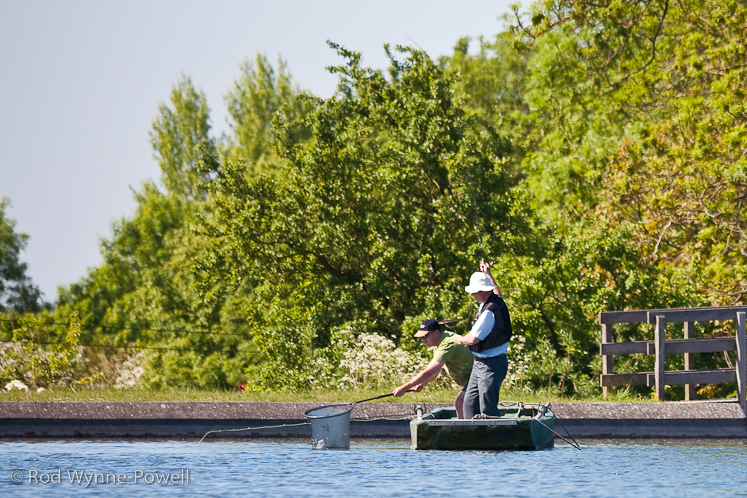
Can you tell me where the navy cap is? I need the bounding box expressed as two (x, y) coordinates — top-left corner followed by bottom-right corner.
(414, 319), (441, 338)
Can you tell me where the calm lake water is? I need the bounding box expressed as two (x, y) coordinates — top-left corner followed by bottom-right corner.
(1, 440), (746, 497)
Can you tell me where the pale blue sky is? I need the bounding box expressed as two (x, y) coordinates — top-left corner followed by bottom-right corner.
(0, 0), (514, 300)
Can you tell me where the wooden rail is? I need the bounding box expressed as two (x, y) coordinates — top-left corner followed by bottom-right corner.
(599, 306), (747, 414)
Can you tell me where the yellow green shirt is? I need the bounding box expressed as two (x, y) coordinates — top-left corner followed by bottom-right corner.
(432, 330), (474, 387)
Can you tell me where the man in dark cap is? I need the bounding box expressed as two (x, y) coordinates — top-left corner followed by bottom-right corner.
(393, 319), (474, 418)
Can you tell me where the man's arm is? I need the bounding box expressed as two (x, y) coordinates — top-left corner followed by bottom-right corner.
(480, 259), (502, 297)
(458, 308), (495, 346)
(393, 360), (445, 396)
(458, 334), (480, 346)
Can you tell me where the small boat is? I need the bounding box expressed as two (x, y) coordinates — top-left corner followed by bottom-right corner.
(410, 403), (555, 451)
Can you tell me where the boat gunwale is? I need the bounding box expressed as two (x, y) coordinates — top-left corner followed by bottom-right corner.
(426, 419), (519, 426)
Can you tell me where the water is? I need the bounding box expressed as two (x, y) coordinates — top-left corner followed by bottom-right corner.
(1, 440), (747, 497)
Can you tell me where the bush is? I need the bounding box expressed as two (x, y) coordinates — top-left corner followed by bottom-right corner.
(0, 313), (103, 390)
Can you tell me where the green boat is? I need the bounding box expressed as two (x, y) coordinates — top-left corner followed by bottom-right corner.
(410, 403), (555, 451)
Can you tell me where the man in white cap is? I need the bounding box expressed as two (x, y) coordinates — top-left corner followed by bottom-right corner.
(458, 260), (512, 418)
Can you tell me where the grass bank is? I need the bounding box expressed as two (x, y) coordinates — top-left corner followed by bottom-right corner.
(0, 386), (654, 404)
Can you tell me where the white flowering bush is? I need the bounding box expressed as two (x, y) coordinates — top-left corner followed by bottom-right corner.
(4, 380), (29, 391)
(0, 313), (104, 390)
(504, 335), (530, 389)
(114, 351), (146, 388)
(0, 343), (14, 381)
(277, 329), (429, 391)
(337, 333), (429, 389)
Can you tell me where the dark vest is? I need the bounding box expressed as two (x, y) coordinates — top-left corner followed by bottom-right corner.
(468, 294), (512, 353)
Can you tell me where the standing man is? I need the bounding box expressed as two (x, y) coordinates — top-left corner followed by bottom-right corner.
(458, 260), (512, 418)
(392, 319), (474, 419)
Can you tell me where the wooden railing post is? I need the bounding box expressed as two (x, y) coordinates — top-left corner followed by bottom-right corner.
(736, 312), (746, 416)
(684, 322), (695, 401)
(655, 315), (666, 401)
(602, 323), (614, 398)
(601, 306), (747, 398)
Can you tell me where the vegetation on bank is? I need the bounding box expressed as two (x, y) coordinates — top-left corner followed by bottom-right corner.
(2, 0), (747, 400)
(0, 385), (654, 404)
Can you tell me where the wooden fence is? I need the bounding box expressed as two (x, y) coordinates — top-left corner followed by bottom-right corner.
(599, 306), (747, 413)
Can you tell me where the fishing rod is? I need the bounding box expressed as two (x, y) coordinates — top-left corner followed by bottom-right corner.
(468, 171), (486, 261)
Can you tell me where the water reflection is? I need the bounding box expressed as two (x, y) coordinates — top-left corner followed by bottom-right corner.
(1, 441), (746, 497)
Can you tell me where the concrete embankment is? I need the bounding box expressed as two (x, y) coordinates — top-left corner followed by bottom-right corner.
(0, 400), (745, 440)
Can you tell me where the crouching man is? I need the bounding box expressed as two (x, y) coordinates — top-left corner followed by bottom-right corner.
(392, 319), (474, 418)
(458, 260), (512, 418)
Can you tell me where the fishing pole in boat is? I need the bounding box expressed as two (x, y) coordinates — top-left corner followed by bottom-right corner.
(524, 403), (581, 450)
(533, 416), (582, 450)
(550, 414), (582, 450)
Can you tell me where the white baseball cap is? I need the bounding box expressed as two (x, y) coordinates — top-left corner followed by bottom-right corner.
(464, 272), (498, 294)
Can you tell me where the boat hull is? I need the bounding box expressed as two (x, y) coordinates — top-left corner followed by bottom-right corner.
(410, 406), (555, 451)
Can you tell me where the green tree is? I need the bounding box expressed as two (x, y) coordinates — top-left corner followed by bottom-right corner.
(480, 0), (747, 396)
(55, 76), (261, 389)
(508, 0), (747, 304)
(439, 34), (531, 157)
(0, 197), (43, 314)
(199, 44), (520, 389)
(223, 54), (312, 174)
(150, 75), (215, 201)
(430, 12), (715, 396)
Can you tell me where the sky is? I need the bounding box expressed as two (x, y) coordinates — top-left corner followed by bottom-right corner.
(0, 0), (515, 301)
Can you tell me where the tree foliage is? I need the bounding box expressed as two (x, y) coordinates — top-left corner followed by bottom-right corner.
(223, 54), (312, 173)
(0, 312), (103, 389)
(52, 76), (264, 389)
(508, 0), (747, 304)
(493, 0), (747, 396)
(150, 76), (214, 201)
(199, 45), (520, 388)
(9, 1), (747, 398)
(0, 198), (43, 314)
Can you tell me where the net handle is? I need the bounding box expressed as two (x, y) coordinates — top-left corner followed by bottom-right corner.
(353, 390), (414, 404)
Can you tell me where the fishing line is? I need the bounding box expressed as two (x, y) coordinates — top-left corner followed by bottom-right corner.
(0, 318), (245, 337)
(195, 391), (414, 444)
(0, 340), (216, 353)
(194, 415), (416, 445)
(406, 36), (425, 52)
(195, 422), (311, 444)
(350, 415), (413, 422)
(467, 171), (486, 261)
